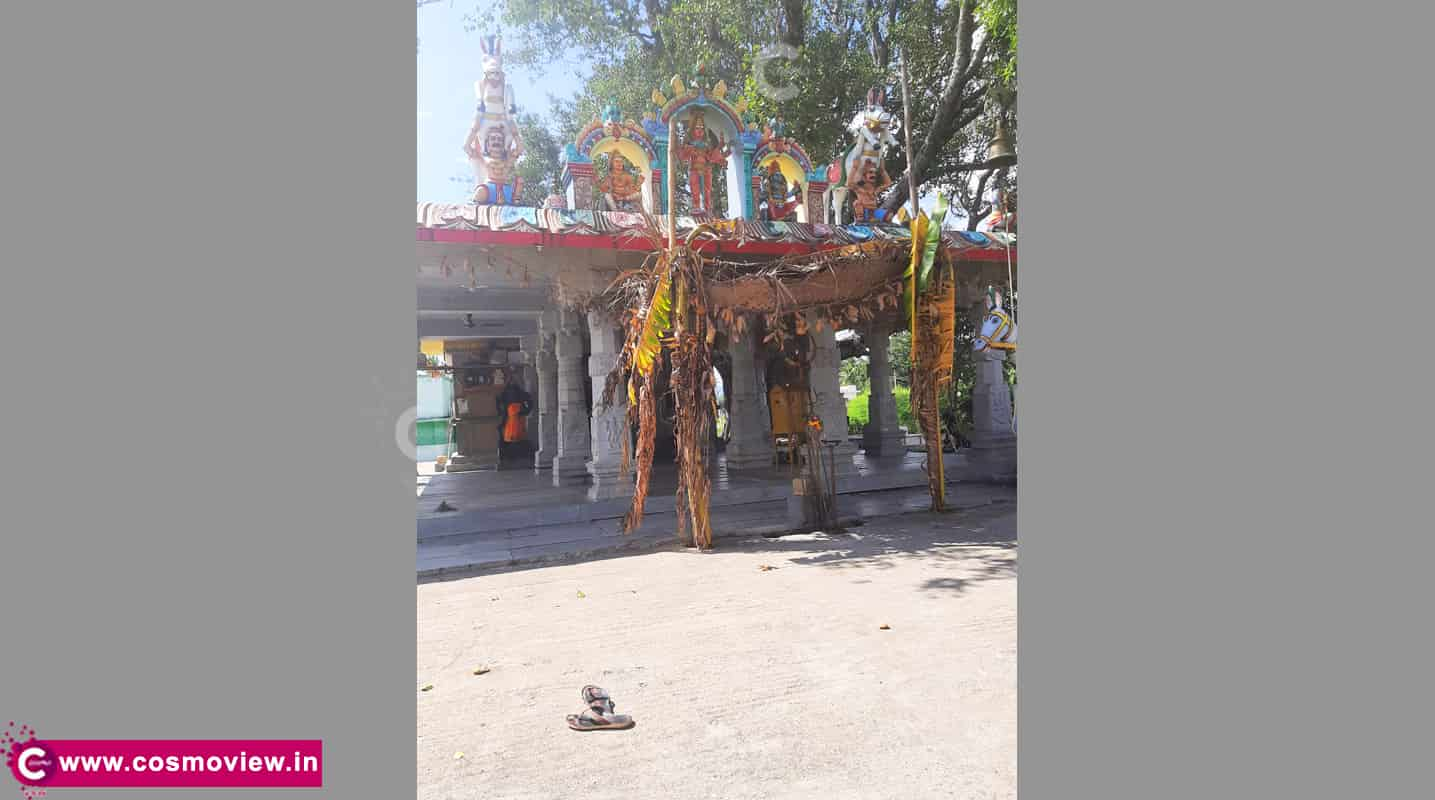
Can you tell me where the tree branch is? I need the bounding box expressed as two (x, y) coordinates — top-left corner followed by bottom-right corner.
(868, 0), (902, 69)
(882, 0), (982, 213)
(965, 168), (995, 230)
(640, 0), (666, 54)
(963, 27), (993, 84)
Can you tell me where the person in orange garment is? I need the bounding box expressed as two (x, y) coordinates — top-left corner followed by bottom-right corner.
(495, 371), (532, 465)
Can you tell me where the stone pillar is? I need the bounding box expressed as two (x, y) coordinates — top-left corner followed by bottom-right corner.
(968, 348), (1017, 482)
(551, 308), (591, 485)
(532, 313), (559, 470)
(724, 326), (775, 470)
(862, 329), (907, 457)
(805, 313), (858, 475)
(584, 311), (633, 500)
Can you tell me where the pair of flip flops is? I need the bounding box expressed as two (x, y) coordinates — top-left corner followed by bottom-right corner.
(566, 685), (634, 731)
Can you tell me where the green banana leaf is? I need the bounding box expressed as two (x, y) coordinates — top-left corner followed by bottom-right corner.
(916, 193), (949, 293)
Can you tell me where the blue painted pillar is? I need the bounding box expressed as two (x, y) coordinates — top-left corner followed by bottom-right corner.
(738, 142), (757, 219)
(654, 140), (669, 214)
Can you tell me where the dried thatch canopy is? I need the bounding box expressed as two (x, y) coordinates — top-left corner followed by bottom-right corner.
(594, 237), (911, 332)
(704, 241), (907, 315)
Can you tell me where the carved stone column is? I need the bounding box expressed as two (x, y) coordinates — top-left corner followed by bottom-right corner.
(968, 348), (1017, 483)
(862, 328), (907, 457)
(724, 326), (775, 470)
(532, 312), (559, 471)
(585, 311), (633, 500)
(805, 313), (858, 474)
(551, 308), (591, 485)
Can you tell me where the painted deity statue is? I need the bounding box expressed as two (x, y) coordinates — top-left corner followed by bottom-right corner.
(850, 161), (894, 223)
(758, 116), (792, 155)
(463, 35), (525, 204)
(471, 126), (523, 205)
(984, 187), (1016, 233)
(674, 109), (731, 215)
(598, 154), (644, 211)
(974, 287), (1017, 353)
(843, 87), (900, 194)
(759, 161), (800, 221)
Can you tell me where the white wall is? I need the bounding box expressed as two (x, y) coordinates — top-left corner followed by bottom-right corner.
(418, 373), (452, 420)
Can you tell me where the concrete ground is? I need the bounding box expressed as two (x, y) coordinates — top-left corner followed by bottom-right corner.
(417, 498), (1016, 800)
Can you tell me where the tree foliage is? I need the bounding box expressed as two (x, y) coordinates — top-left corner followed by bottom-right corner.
(839, 355), (870, 394)
(514, 112), (563, 205)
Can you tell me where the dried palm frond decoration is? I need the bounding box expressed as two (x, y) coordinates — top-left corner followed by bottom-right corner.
(906, 195), (955, 511)
(599, 225), (719, 547)
(588, 205), (965, 545)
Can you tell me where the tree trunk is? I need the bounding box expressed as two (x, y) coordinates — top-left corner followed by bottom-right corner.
(781, 0), (807, 48)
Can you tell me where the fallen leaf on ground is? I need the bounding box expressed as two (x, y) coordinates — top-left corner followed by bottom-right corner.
(879, 624), (891, 630)
(576, 590), (586, 598)
(454, 752), (464, 760)
(420, 684), (434, 691)
(472, 667), (490, 675)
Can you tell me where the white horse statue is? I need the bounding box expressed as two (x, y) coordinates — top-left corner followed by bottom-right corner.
(842, 87), (901, 192)
(463, 35), (523, 192)
(974, 287), (1017, 353)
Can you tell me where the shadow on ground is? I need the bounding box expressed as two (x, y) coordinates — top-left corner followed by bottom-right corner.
(418, 490), (1016, 588)
(719, 503), (1016, 596)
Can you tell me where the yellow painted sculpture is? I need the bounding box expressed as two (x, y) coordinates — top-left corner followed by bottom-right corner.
(597, 154), (644, 212)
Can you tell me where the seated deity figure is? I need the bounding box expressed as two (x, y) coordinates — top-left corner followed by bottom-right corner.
(759, 161), (800, 221)
(469, 127), (523, 206)
(597, 154), (644, 212)
(850, 161), (893, 223)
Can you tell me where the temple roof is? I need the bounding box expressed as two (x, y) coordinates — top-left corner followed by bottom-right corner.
(417, 203), (1016, 263)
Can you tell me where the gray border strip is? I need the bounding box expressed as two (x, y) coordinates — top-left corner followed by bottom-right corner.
(0, 2), (416, 797)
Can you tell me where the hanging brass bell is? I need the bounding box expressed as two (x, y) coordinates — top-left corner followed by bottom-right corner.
(986, 119), (1017, 168)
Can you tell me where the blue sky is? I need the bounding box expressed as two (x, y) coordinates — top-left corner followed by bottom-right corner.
(417, 3), (591, 202)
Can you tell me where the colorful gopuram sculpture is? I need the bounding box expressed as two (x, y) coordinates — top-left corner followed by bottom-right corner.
(597, 153), (645, 211)
(752, 117), (814, 221)
(674, 108), (732, 215)
(826, 87), (902, 223)
(547, 62), (847, 221)
(849, 160), (894, 223)
(562, 97), (659, 212)
(463, 35), (525, 205)
(648, 63), (758, 219)
(758, 160), (801, 221)
(843, 87), (901, 185)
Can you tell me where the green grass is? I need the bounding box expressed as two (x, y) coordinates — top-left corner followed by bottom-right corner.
(847, 386), (914, 433)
